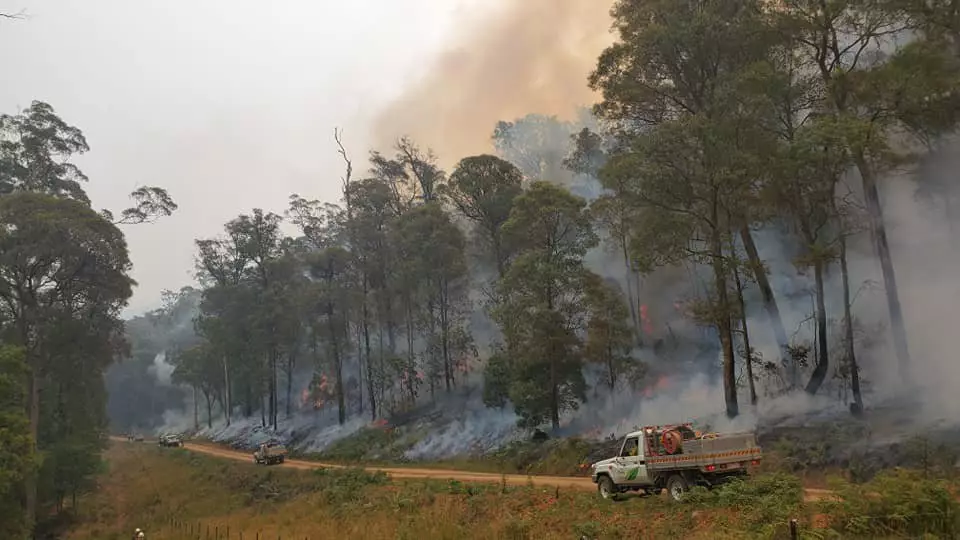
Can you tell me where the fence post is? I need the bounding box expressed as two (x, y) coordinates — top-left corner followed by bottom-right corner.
(789, 518), (798, 540)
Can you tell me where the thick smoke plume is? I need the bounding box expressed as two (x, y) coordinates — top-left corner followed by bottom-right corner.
(370, 0), (615, 163)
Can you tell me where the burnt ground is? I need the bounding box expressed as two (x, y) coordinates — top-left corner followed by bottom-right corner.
(756, 398), (960, 482)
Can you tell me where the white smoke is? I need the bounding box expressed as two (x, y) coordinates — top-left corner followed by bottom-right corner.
(147, 351), (175, 386)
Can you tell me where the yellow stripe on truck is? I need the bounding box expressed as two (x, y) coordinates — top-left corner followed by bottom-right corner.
(647, 449), (761, 464)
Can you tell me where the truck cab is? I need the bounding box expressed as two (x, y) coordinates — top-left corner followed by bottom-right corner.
(591, 431), (659, 498)
(591, 423), (761, 501)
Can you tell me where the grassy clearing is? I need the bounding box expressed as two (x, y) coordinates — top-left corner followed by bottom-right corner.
(65, 442), (960, 540)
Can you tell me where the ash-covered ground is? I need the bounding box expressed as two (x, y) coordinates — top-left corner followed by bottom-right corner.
(170, 376), (960, 482)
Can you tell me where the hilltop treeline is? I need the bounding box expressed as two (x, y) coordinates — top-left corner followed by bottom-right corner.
(154, 0), (960, 438)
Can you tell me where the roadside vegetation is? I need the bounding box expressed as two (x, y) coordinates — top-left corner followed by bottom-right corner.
(63, 442), (960, 540)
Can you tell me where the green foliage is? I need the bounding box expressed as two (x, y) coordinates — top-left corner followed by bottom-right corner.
(685, 473), (804, 537)
(442, 154), (523, 274)
(821, 470), (960, 538)
(0, 100), (174, 535)
(0, 346), (33, 539)
(582, 274), (640, 390)
(489, 182), (600, 429)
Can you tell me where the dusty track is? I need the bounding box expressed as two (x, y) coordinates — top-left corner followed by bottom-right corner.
(110, 436), (833, 501)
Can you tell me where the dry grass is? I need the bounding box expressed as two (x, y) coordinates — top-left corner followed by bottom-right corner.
(63, 443), (723, 539)
(65, 441), (960, 540)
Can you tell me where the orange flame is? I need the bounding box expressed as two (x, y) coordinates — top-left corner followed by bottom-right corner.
(639, 304), (654, 334)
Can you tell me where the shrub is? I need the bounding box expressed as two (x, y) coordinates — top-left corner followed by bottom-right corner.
(820, 469), (960, 538)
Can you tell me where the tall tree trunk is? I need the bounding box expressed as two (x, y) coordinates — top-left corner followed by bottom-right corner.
(222, 356), (231, 427)
(260, 393), (266, 428)
(405, 301), (416, 406)
(193, 385), (199, 431)
(25, 367), (39, 534)
(840, 236), (864, 415)
(329, 308), (346, 426)
(805, 258), (830, 395)
(739, 227), (792, 384)
(285, 351), (294, 419)
(205, 389), (213, 429)
(545, 287), (561, 431)
(356, 322), (364, 415)
(621, 238), (642, 345)
(711, 227), (739, 418)
(853, 151), (911, 383)
(607, 341), (616, 391)
(363, 299), (376, 420)
(440, 279), (453, 391)
(732, 258), (758, 405)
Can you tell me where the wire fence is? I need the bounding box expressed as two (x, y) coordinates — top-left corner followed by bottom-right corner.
(142, 516), (317, 540)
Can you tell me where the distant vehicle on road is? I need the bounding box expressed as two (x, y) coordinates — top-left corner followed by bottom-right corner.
(133, 434), (145, 442)
(158, 434), (183, 447)
(253, 441), (287, 465)
(591, 423), (762, 502)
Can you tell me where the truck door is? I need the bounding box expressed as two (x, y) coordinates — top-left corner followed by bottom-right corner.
(612, 436), (648, 486)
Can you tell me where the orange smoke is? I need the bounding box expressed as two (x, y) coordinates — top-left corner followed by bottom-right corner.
(370, 0), (616, 166)
(642, 375), (671, 399)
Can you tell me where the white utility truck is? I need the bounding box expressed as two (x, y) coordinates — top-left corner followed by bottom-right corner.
(590, 423), (762, 501)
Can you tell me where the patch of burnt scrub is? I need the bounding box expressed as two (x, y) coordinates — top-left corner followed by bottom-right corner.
(759, 409), (960, 483)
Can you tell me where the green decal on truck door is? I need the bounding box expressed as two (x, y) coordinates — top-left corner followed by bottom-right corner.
(626, 467), (639, 481)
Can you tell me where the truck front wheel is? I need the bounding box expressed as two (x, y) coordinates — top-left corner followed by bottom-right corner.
(597, 476), (617, 500)
(667, 475), (689, 502)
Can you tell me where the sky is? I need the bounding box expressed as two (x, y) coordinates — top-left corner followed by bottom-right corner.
(0, 0), (499, 316)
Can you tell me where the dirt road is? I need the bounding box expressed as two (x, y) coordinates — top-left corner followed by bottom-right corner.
(111, 436), (832, 501)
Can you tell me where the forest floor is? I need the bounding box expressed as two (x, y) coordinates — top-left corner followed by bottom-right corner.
(62, 439), (960, 540)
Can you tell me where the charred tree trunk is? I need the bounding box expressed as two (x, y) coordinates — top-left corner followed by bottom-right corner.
(356, 322), (364, 415)
(545, 286), (561, 431)
(712, 227), (739, 418)
(853, 151), (911, 384)
(204, 389), (213, 429)
(328, 306), (346, 426)
(222, 356), (231, 427)
(285, 351), (295, 419)
(363, 299), (376, 420)
(732, 258), (758, 405)
(260, 393), (266, 428)
(805, 258), (830, 395)
(840, 236), (864, 415)
(440, 279), (453, 391)
(607, 341), (616, 391)
(193, 385), (199, 431)
(739, 227), (792, 384)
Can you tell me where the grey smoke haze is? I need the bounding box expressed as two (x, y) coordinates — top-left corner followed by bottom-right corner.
(0, 0), (497, 315)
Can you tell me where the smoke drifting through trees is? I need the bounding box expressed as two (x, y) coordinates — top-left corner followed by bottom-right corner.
(102, 0), (960, 470)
